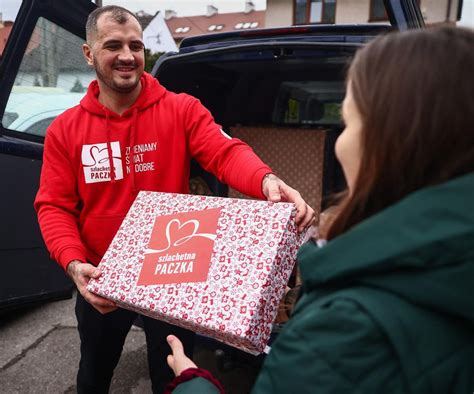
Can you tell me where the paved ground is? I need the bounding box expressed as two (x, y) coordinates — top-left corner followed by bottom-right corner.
(0, 291), (262, 393)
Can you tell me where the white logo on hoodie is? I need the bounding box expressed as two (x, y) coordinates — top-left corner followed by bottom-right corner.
(81, 142), (124, 183)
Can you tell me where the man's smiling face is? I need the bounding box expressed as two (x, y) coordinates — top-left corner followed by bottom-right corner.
(84, 12), (145, 95)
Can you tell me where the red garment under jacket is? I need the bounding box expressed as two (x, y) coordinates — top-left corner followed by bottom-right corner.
(34, 72), (272, 270)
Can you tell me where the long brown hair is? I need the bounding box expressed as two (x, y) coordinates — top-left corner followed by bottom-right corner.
(327, 27), (474, 240)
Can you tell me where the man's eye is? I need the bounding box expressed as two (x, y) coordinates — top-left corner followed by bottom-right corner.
(131, 44), (144, 51)
(105, 45), (120, 51)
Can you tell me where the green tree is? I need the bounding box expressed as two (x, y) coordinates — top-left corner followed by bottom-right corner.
(70, 77), (85, 93)
(145, 49), (163, 73)
(33, 75), (42, 87)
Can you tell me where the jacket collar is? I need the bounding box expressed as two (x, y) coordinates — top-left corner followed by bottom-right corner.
(298, 173), (474, 289)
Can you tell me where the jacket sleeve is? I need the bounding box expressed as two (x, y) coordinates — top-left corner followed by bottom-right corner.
(171, 377), (220, 394)
(251, 297), (405, 394)
(184, 98), (272, 199)
(34, 125), (87, 271)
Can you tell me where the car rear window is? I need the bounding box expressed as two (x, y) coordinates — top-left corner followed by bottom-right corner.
(157, 46), (353, 128)
(274, 81), (343, 125)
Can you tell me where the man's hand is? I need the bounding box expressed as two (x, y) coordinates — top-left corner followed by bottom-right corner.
(262, 174), (315, 232)
(167, 335), (198, 376)
(67, 260), (117, 314)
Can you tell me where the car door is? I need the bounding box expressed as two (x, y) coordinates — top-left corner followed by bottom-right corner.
(0, 0), (95, 311)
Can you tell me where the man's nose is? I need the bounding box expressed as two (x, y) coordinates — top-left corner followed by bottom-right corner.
(118, 46), (134, 62)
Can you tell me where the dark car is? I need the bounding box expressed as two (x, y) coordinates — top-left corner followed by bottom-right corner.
(0, 0), (425, 310)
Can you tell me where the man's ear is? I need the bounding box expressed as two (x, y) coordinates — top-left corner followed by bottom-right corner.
(82, 43), (93, 66)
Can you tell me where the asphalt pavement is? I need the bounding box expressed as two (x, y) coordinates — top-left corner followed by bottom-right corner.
(0, 291), (262, 393)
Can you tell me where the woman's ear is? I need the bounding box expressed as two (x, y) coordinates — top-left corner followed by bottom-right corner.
(82, 43), (94, 66)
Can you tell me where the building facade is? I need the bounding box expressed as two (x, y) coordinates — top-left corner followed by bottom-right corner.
(266, 0), (461, 27)
(164, 4), (265, 46)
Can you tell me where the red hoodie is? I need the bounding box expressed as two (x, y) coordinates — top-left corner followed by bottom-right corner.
(35, 72), (271, 270)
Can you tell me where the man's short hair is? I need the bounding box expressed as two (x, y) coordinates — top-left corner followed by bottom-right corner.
(86, 5), (141, 43)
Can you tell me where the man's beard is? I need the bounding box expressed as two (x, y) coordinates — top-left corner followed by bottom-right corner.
(93, 57), (141, 94)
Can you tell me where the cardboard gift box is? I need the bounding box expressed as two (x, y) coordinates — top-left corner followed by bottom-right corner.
(87, 191), (304, 355)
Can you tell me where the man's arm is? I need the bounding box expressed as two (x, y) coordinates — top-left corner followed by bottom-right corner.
(184, 98), (314, 229)
(34, 128), (88, 269)
(34, 126), (115, 313)
(184, 97), (270, 199)
(67, 260), (117, 314)
(261, 174), (315, 232)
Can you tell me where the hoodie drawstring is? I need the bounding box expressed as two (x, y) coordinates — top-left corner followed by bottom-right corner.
(105, 110), (116, 183)
(130, 108), (138, 194)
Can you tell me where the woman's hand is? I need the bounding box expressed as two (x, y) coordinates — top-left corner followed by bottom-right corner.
(167, 335), (198, 376)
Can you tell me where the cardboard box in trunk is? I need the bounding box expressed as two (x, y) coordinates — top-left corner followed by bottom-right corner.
(87, 191), (304, 354)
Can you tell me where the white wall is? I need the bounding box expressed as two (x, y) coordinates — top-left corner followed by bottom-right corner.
(265, 0), (294, 27)
(421, 0), (457, 24)
(266, 0), (464, 27)
(335, 0), (371, 24)
(458, 0), (474, 26)
(143, 12), (178, 54)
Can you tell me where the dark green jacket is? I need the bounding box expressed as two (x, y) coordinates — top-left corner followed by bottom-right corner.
(174, 173), (474, 394)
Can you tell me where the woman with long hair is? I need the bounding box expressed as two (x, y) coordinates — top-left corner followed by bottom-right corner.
(164, 26), (474, 393)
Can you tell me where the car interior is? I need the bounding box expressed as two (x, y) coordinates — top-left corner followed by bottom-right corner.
(157, 48), (351, 220)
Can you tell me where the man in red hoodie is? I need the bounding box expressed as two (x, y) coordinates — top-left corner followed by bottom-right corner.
(34, 5), (314, 393)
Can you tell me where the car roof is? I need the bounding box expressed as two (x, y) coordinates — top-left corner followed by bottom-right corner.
(5, 87), (85, 131)
(178, 24), (392, 53)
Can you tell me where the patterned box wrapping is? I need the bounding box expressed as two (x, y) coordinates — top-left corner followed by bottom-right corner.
(87, 191), (304, 355)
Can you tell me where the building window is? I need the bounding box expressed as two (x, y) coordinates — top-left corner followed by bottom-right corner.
(369, 0), (388, 21)
(175, 27), (191, 33)
(209, 24), (224, 31)
(234, 22), (259, 30)
(369, 0), (421, 22)
(294, 0), (336, 25)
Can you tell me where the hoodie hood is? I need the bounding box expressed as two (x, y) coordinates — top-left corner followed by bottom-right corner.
(298, 172), (474, 323)
(80, 71), (166, 118)
(78, 72), (166, 187)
